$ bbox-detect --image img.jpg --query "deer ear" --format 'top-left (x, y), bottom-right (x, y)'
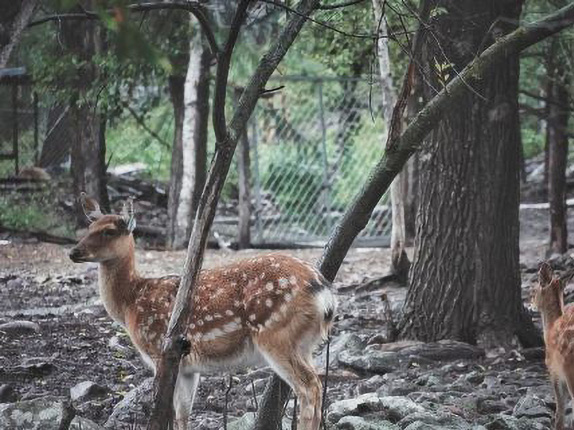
top-left (80, 192), bottom-right (103, 223)
top-left (121, 197), bottom-right (136, 233)
top-left (539, 262), bottom-right (553, 287)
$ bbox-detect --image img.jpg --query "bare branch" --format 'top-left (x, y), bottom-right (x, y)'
top-left (318, 0), bottom-right (366, 10)
top-left (28, 1), bottom-right (220, 56)
top-left (213, 0), bottom-right (251, 145)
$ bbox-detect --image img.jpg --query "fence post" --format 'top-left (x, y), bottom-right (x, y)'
top-left (12, 82), bottom-right (18, 175)
top-left (252, 116), bottom-right (263, 244)
top-left (33, 91), bottom-right (39, 166)
top-left (317, 81), bottom-right (331, 235)
top-left (237, 126), bottom-right (252, 249)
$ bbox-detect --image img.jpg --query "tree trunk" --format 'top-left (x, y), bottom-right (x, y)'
top-left (61, 5), bottom-right (109, 222)
top-left (372, 2), bottom-right (410, 281)
top-left (547, 52), bottom-right (570, 254)
top-left (0, 0), bottom-right (37, 69)
top-left (166, 28), bottom-right (211, 250)
top-left (237, 129), bottom-right (251, 249)
top-left (400, 0), bottom-right (528, 346)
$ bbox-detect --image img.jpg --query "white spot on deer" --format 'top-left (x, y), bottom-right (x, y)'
top-left (233, 268), bottom-right (239, 273)
top-left (190, 323), bottom-right (196, 330)
top-left (259, 272), bottom-right (266, 280)
top-left (234, 317), bottom-right (241, 325)
top-left (289, 275), bottom-right (297, 285)
top-left (249, 314), bottom-right (257, 322)
top-left (203, 328), bottom-right (224, 341)
top-left (256, 299), bottom-right (261, 305)
top-left (265, 282), bottom-right (274, 292)
top-left (285, 293), bottom-right (293, 302)
top-left (224, 270), bottom-right (230, 275)
top-left (214, 313), bottom-right (222, 319)
top-left (242, 273), bottom-right (247, 279)
top-left (231, 282), bottom-right (237, 287)
top-left (222, 321), bottom-right (241, 333)
top-left (234, 300), bottom-right (242, 308)
top-left (266, 298), bottom-right (273, 308)
top-left (147, 317), bottom-right (154, 325)
top-left (278, 278), bottom-right (288, 288)
top-left (280, 304), bottom-right (288, 314)
top-left (273, 263), bottom-right (280, 268)
top-left (205, 315), bottom-right (213, 322)
top-left (197, 320), bottom-right (204, 326)
top-left (225, 310), bottom-right (234, 317)
top-left (272, 312), bottom-right (282, 322)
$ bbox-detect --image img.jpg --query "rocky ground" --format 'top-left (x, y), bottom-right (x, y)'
top-left (1, 204), bottom-right (574, 430)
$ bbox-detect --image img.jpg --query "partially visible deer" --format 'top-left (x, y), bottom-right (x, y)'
top-left (531, 262), bottom-right (574, 430)
top-left (69, 194), bottom-right (336, 430)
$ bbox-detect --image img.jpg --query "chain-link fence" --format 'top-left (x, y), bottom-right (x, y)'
top-left (246, 76), bottom-right (391, 247)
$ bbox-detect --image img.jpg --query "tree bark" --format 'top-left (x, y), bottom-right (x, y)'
top-left (400, 0), bottom-right (526, 346)
top-left (372, 1), bottom-right (410, 282)
top-left (0, 0), bottom-right (37, 69)
top-left (237, 128), bottom-right (251, 249)
top-left (61, 4), bottom-right (109, 222)
top-left (547, 48), bottom-right (570, 255)
top-left (166, 27), bottom-right (211, 250)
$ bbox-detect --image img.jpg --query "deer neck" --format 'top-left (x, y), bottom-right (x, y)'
top-left (98, 240), bottom-right (139, 325)
top-left (541, 297), bottom-right (563, 336)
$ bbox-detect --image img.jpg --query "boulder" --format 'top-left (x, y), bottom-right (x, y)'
top-left (512, 394), bottom-right (552, 419)
top-left (328, 393), bottom-right (424, 424)
top-left (70, 381), bottom-right (109, 402)
top-left (228, 412), bottom-right (291, 430)
top-left (0, 384), bottom-right (18, 403)
top-left (336, 416), bottom-right (399, 430)
top-left (0, 396), bottom-right (74, 430)
top-left (104, 378), bottom-right (153, 428)
top-left (69, 416), bottom-right (105, 429)
top-left (0, 320), bottom-right (40, 335)
top-left (485, 414), bottom-right (548, 430)
top-left (398, 411), bottom-right (475, 430)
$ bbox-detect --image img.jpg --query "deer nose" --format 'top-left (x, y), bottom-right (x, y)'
top-left (69, 248), bottom-right (83, 262)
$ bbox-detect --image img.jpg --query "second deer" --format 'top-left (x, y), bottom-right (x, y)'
top-left (532, 262), bottom-right (574, 430)
top-left (68, 195), bottom-right (337, 430)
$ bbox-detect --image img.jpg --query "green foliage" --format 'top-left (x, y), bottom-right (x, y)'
top-left (0, 191), bottom-right (74, 237)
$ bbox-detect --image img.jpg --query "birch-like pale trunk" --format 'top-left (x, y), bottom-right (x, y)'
top-left (372, 0), bottom-right (410, 281)
top-left (168, 29), bottom-right (210, 249)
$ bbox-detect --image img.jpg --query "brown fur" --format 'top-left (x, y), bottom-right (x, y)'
top-left (532, 263), bottom-right (574, 430)
top-left (70, 209), bottom-right (336, 430)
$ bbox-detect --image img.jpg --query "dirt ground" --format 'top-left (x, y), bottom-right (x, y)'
top-left (0, 206), bottom-right (572, 427)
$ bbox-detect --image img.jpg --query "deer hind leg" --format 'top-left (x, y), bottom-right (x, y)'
top-left (257, 345), bottom-right (323, 430)
top-left (173, 371), bottom-right (200, 430)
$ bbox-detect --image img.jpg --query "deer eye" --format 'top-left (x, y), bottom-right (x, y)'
top-left (102, 229), bottom-right (119, 237)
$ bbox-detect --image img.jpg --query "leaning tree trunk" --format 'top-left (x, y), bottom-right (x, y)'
top-left (0, 0), bottom-right (37, 69)
top-left (61, 5), bottom-right (109, 222)
top-left (166, 28), bottom-right (211, 250)
top-left (400, 0), bottom-right (528, 346)
top-left (372, 0), bottom-right (410, 281)
top-left (547, 51), bottom-right (570, 255)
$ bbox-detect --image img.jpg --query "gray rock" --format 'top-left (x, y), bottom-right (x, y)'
top-left (339, 341), bottom-right (483, 374)
top-left (512, 394), bottom-right (552, 419)
top-left (485, 414), bottom-right (547, 430)
top-left (0, 396), bottom-right (74, 430)
top-left (105, 378), bottom-right (153, 428)
top-left (328, 393), bottom-right (425, 424)
top-left (336, 415), bottom-right (399, 430)
top-left (70, 381), bottom-right (108, 402)
top-left (317, 333), bottom-right (364, 368)
top-left (228, 412), bottom-right (291, 430)
top-left (0, 320), bottom-right (40, 335)
top-left (399, 411), bottom-right (474, 430)
top-left (0, 384), bottom-right (18, 403)
top-left (69, 416), bottom-right (105, 429)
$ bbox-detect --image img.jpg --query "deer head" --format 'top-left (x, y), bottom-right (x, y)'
top-left (531, 262), bottom-right (564, 313)
top-left (69, 193), bottom-right (137, 263)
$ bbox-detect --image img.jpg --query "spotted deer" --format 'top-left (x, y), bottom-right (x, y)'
top-left (531, 262), bottom-right (574, 430)
top-left (68, 194), bottom-right (337, 430)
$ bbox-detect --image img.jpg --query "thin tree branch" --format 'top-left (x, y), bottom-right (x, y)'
top-left (28, 1), bottom-right (220, 56)
top-left (213, 0), bottom-right (251, 145)
top-left (124, 104), bottom-right (170, 148)
top-left (318, 0), bottom-right (366, 9)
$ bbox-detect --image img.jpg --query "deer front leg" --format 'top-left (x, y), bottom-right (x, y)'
top-left (174, 371), bottom-right (200, 430)
top-left (552, 376), bottom-right (566, 430)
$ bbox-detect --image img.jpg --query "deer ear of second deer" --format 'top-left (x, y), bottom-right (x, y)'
top-left (68, 195), bottom-right (337, 430)
top-left (534, 263), bottom-right (574, 430)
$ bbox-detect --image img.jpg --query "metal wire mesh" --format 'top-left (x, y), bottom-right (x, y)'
top-left (248, 76), bottom-right (391, 246)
